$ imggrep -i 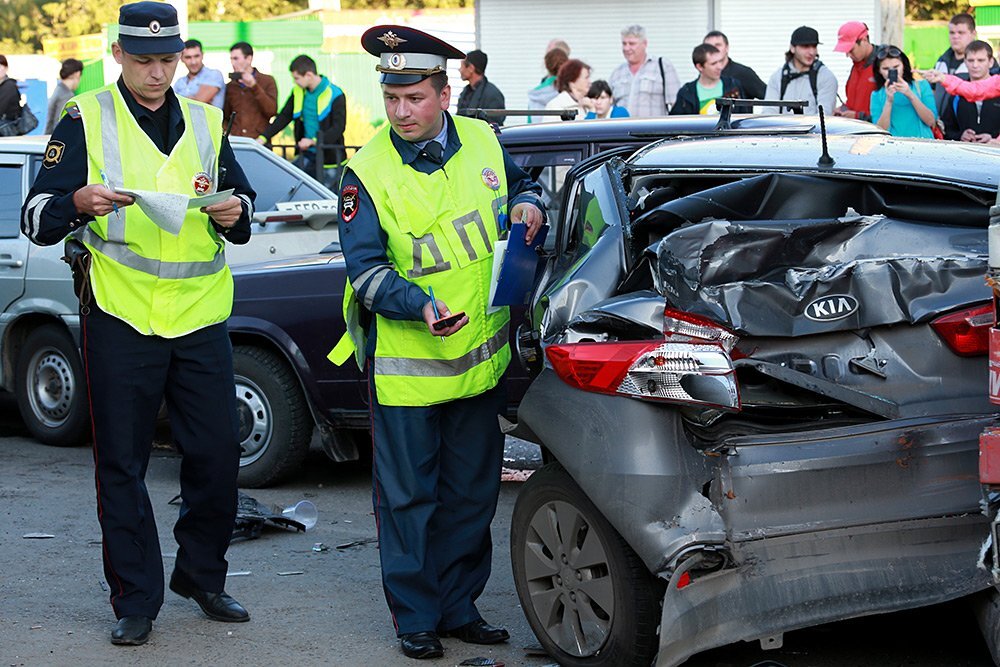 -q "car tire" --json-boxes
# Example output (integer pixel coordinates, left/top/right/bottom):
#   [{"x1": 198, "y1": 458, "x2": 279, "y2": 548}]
[
  {"x1": 233, "y1": 345, "x2": 312, "y2": 488},
  {"x1": 14, "y1": 324, "x2": 89, "y2": 446},
  {"x1": 511, "y1": 462, "x2": 664, "y2": 667},
  {"x1": 971, "y1": 585, "x2": 1000, "y2": 664}
]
